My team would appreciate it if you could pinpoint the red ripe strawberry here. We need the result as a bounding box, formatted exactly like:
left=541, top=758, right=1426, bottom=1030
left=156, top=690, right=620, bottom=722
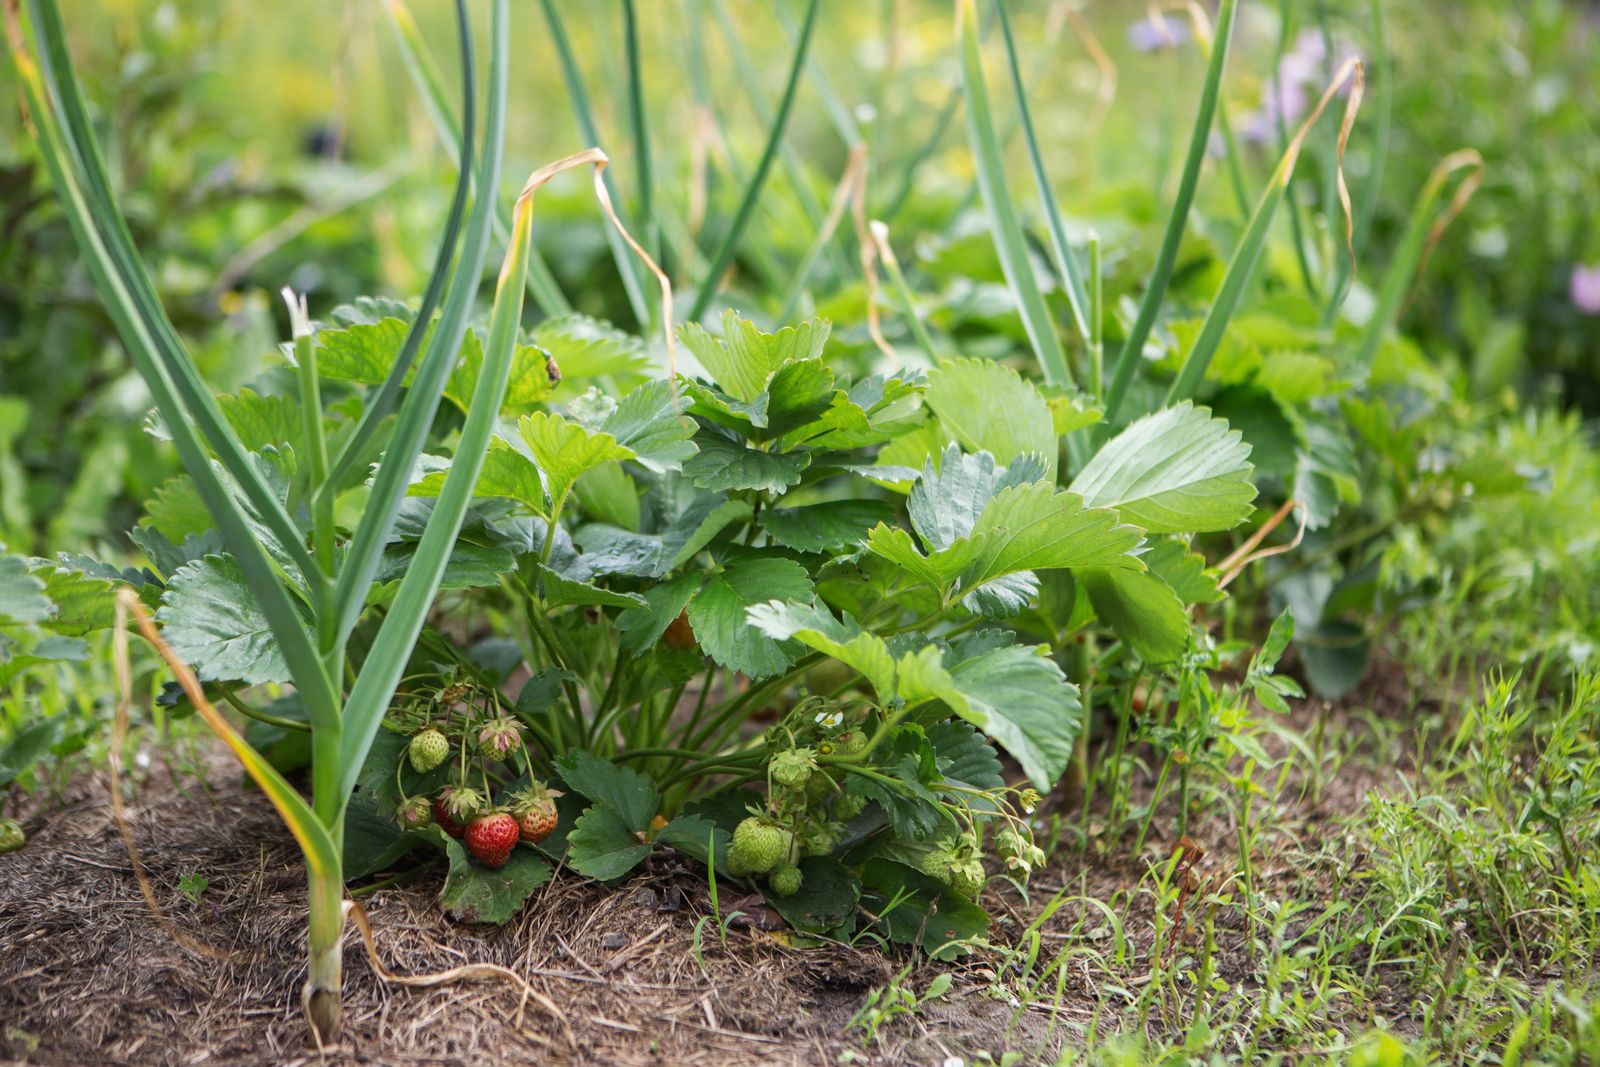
left=465, top=812, right=520, bottom=869
left=434, top=795, right=467, bottom=838
left=510, top=782, right=563, bottom=844
left=434, top=785, right=482, bottom=839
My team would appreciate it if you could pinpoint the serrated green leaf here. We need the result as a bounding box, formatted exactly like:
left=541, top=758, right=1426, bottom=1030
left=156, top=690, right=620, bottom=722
left=745, top=600, right=898, bottom=703
left=616, top=573, right=703, bottom=654
left=375, top=542, right=514, bottom=590
left=1140, top=539, right=1222, bottom=606
left=908, top=445, right=1049, bottom=551
left=689, top=557, right=812, bottom=677
left=957, top=483, right=1143, bottom=601
left=926, top=359, right=1057, bottom=480
left=572, top=461, right=640, bottom=530
left=669, top=499, right=754, bottom=568
left=860, top=858, right=988, bottom=959
left=566, top=803, right=653, bottom=880
left=438, top=835, right=553, bottom=923
left=1070, top=402, right=1256, bottom=533
left=519, top=411, right=634, bottom=507
left=156, top=555, right=308, bottom=684
left=408, top=439, right=546, bottom=514
left=0, top=553, right=51, bottom=626
left=898, top=634, right=1081, bottom=790
left=760, top=500, right=895, bottom=554
left=554, top=750, right=660, bottom=831
left=537, top=565, right=648, bottom=610
left=766, top=856, right=860, bottom=935
left=1080, top=566, right=1190, bottom=663
left=601, top=379, right=698, bottom=473
left=218, top=389, right=302, bottom=453
left=316, top=317, right=554, bottom=414
left=680, top=311, right=830, bottom=402
left=30, top=560, right=118, bottom=635
left=681, top=433, right=811, bottom=494
left=534, top=313, right=651, bottom=384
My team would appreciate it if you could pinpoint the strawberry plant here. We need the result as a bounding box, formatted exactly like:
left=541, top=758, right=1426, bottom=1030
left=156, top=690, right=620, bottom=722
left=323, top=303, right=1263, bottom=952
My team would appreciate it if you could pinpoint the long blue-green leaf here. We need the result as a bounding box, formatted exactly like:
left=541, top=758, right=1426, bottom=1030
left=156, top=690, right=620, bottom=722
left=1353, top=150, right=1482, bottom=370
left=11, top=1, right=341, bottom=728
left=21, top=0, right=317, bottom=584
left=1167, top=59, right=1364, bottom=404
left=956, top=0, right=1071, bottom=388
left=338, top=146, right=583, bottom=804
left=687, top=0, right=821, bottom=323
left=1103, top=0, right=1239, bottom=424
left=993, top=0, right=1090, bottom=345
left=536, top=0, right=652, bottom=327
left=326, top=0, right=477, bottom=500
left=330, top=0, right=511, bottom=645
left=386, top=0, right=568, bottom=319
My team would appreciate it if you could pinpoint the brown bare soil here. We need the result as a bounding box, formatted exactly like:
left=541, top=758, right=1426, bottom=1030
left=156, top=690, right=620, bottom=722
left=0, top=668, right=1422, bottom=1067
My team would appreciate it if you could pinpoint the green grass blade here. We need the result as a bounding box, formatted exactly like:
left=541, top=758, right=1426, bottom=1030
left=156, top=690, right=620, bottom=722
left=329, top=0, right=477, bottom=498
left=22, top=0, right=318, bottom=583
left=993, top=1, right=1090, bottom=345
left=687, top=0, right=822, bottom=323
left=704, top=0, right=848, bottom=279
left=956, top=0, right=1071, bottom=388
left=330, top=0, right=511, bottom=645
left=1103, top=0, right=1239, bottom=424
left=11, top=2, right=341, bottom=728
left=1167, top=58, right=1365, bottom=404
left=773, top=0, right=862, bottom=149
left=622, top=0, right=658, bottom=263
left=1353, top=150, right=1483, bottom=371
left=536, top=0, right=653, bottom=327
left=386, top=0, right=569, bottom=318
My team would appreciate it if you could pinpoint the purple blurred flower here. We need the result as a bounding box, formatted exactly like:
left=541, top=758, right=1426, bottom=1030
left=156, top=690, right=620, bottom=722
left=1239, top=28, right=1358, bottom=144
left=1572, top=264, right=1600, bottom=315
left=1127, top=13, right=1189, bottom=52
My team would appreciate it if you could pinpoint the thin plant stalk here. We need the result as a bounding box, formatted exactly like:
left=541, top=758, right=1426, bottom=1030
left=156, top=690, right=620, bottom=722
left=1103, top=0, right=1240, bottom=425
left=688, top=0, right=823, bottom=322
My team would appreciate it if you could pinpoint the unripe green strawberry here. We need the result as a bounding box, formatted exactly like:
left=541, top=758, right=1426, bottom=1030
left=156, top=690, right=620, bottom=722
left=408, top=728, right=450, bottom=773
left=770, top=747, right=817, bottom=789
left=918, top=845, right=958, bottom=885
left=477, top=716, right=522, bottom=761
left=729, top=817, right=791, bottom=875
left=832, top=730, right=867, bottom=756
left=0, top=819, right=23, bottom=854
left=395, top=795, right=432, bottom=829
left=949, top=857, right=986, bottom=901
left=832, top=792, right=868, bottom=821
left=769, top=864, right=803, bottom=897
left=799, top=821, right=838, bottom=858
left=804, top=769, right=836, bottom=803
left=465, top=812, right=520, bottom=869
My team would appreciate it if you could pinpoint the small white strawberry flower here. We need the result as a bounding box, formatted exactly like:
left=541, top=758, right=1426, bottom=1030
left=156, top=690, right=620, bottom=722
left=814, top=710, right=844, bottom=729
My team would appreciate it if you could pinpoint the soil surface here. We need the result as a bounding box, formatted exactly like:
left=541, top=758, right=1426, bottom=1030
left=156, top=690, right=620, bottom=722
left=0, top=673, right=1421, bottom=1067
